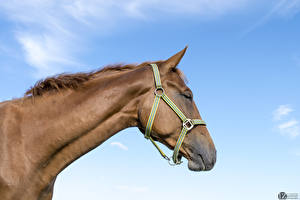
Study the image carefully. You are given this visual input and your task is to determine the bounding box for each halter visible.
[145,64,206,165]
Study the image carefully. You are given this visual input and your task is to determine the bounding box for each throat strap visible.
[145,63,206,165]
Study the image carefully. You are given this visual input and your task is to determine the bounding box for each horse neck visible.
[21,66,151,184]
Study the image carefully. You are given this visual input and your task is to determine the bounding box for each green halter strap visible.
[145,63,206,165]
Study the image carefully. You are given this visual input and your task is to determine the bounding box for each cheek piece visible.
[144,64,206,165]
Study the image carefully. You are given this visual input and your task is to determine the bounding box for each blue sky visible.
[0,1,300,199]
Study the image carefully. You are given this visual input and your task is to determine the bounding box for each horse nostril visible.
[202,148,216,171]
[208,149,217,170]
[206,162,214,170]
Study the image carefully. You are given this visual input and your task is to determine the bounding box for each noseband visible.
[145,64,206,165]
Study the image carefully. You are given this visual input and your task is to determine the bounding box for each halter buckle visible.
[154,87,165,97]
[183,119,194,131]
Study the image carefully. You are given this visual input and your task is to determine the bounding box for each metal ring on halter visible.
[183,119,194,131]
[168,159,182,166]
[162,155,179,166]
[168,159,178,166]
[154,87,165,97]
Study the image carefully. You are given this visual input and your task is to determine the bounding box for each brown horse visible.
[0,47,216,200]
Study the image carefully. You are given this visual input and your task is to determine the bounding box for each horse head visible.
[138,47,216,171]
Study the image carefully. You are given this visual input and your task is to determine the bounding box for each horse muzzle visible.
[185,132,216,171]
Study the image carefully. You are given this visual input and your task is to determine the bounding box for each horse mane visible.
[25,62,186,97]
[25,64,136,97]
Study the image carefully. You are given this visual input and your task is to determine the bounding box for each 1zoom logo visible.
[278,192,288,199]
[278,192,299,199]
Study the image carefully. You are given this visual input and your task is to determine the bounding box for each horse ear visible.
[160,46,188,74]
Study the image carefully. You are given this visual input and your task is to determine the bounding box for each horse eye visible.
[182,92,193,100]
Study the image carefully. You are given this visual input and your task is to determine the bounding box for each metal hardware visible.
[183,119,194,131]
[154,87,165,97]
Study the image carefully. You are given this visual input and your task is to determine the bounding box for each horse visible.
[0,47,216,200]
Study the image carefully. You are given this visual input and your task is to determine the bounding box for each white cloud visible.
[0,0,249,77]
[243,0,300,35]
[273,104,293,121]
[277,119,300,138]
[278,120,298,129]
[276,0,300,17]
[0,1,83,78]
[273,105,299,139]
[110,142,128,151]
[62,0,249,20]
[17,33,80,78]
[115,185,149,193]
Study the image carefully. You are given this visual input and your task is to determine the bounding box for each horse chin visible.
[187,157,205,171]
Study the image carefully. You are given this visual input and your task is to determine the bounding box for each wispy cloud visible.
[273,104,293,121]
[0,1,83,78]
[110,142,128,151]
[0,0,249,78]
[276,0,300,17]
[115,185,149,193]
[273,105,299,139]
[243,0,300,35]
[277,119,300,138]
[17,33,80,78]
